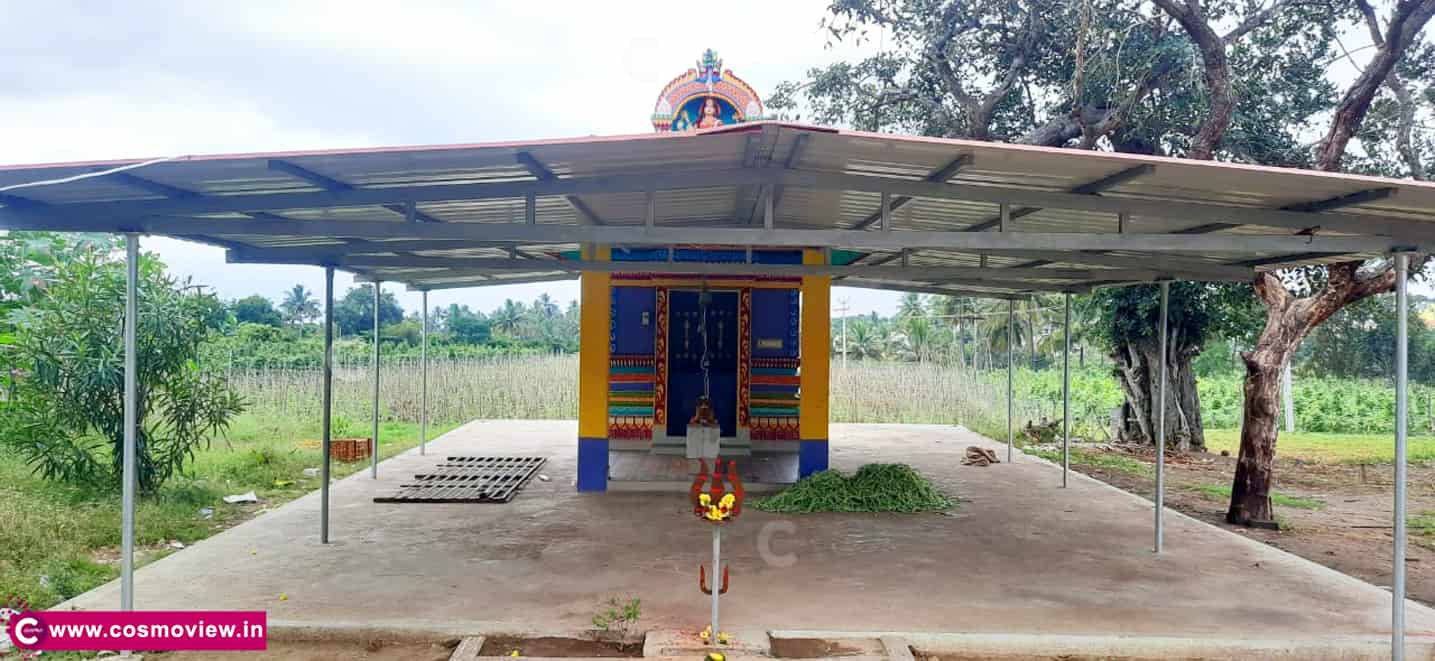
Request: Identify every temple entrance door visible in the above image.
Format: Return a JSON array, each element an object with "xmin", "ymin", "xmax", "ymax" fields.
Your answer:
[{"xmin": 666, "ymin": 289, "xmax": 739, "ymax": 437}]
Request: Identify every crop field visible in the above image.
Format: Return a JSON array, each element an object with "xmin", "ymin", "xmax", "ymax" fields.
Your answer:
[{"xmin": 230, "ymin": 355, "xmax": 1433, "ymax": 441}]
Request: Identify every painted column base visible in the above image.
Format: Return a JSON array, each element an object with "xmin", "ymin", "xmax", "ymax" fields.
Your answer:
[
  {"xmin": 798, "ymin": 439, "xmax": 828, "ymax": 478},
  {"xmin": 577, "ymin": 437, "xmax": 609, "ymax": 492}
]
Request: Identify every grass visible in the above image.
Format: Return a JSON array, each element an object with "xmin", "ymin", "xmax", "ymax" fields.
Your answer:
[
  {"xmin": 0, "ymin": 412, "xmax": 457, "ymax": 610},
  {"xmin": 1204, "ymin": 429, "xmax": 1435, "ymax": 464},
  {"xmin": 1023, "ymin": 446, "xmax": 1152, "ymax": 476},
  {"xmin": 1193, "ymin": 483, "xmax": 1325, "ymax": 510}
]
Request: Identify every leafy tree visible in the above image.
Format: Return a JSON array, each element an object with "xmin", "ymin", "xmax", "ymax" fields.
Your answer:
[
  {"xmin": 334, "ymin": 285, "xmax": 404, "ymax": 337},
  {"xmin": 897, "ymin": 292, "xmax": 926, "ymax": 318},
  {"xmin": 231, "ymin": 294, "xmax": 283, "ymax": 327},
  {"xmin": 1, "ymin": 249, "xmax": 245, "ymax": 492},
  {"xmin": 1091, "ymin": 283, "xmax": 1259, "ymax": 450},
  {"xmin": 279, "ymin": 284, "xmax": 319, "ymax": 325},
  {"xmin": 778, "ymin": 0, "xmax": 1435, "ymax": 526},
  {"xmin": 491, "ymin": 299, "xmax": 524, "ymax": 337},
  {"xmin": 446, "ymin": 305, "xmax": 492, "ymax": 345}
]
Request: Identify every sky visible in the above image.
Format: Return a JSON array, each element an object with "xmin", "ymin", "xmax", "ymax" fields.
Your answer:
[{"xmin": 0, "ymin": 0, "xmax": 906, "ymax": 317}]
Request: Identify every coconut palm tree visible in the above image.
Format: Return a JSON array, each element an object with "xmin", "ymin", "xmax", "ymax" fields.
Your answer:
[
  {"xmin": 279, "ymin": 284, "xmax": 319, "ymax": 325},
  {"xmin": 491, "ymin": 299, "xmax": 524, "ymax": 337},
  {"xmin": 897, "ymin": 292, "xmax": 926, "ymax": 318}
]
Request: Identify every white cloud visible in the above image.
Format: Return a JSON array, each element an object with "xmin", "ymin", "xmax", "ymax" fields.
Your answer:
[{"xmin": 0, "ymin": 0, "xmax": 899, "ymax": 315}]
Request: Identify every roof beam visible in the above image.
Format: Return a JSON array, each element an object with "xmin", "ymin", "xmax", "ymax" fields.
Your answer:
[
  {"xmin": 734, "ymin": 126, "xmax": 778, "ymax": 225},
  {"xmin": 1004, "ymin": 185, "xmax": 1400, "ymax": 271},
  {"xmin": 252, "ymin": 254, "xmax": 1221, "ymax": 281},
  {"xmin": 515, "ymin": 151, "xmax": 605, "ymax": 225},
  {"xmin": 364, "ymin": 264, "xmax": 1088, "ymax": 292},
  {"xmin": 963, "ymin": 164, "xmax": 1155, "ymax": 233},
  {"xmin": 268, "ymin": 159, "xmax": 442, "ymax": 223},
  {"xmin": 8, "ymin": 168, "xmax": 1430, "ymax": 243},
  {"xmin": 850, "ymin": 153, "xmax": 972, "ymax": 230},
  {"xmin": 392, "ymin": 272, "xmax": 579, "ymax": 291},
  {"xmin": 18, "ymin": 214, "xmax": 1403, "ymax": 253},
  {"xmin": 106, "ymin": 172, "xmax": 199, "ymax": 199},
  {"xmin": 765, "ymin": 131, "xmax": 811, "ymax": 218}
]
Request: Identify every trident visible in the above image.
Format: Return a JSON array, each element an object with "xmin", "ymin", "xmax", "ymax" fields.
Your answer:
[{"xmin": 691, "ymin": 458, "xmax": 743, "ymax": 643}]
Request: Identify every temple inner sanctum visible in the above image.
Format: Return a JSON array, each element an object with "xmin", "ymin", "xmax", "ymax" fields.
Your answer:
[{"xmin": 572, "ymin": 51, "xmax": 835, "ymax": 491}]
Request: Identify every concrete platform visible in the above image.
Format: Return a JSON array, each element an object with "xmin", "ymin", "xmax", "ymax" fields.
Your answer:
[{"xmin": 61, "ymin": 421, "xmax": 1435, "ymax": 653}]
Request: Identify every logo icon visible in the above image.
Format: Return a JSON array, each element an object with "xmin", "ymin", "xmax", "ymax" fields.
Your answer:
[{"xmin": 0, "ymin": 596, "xmax": 41, "ymax": 659}]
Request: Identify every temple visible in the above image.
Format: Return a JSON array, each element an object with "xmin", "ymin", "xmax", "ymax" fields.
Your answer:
[{"xmin": 573, "ymin": 51, "xmax": 830, "ymax": 491}]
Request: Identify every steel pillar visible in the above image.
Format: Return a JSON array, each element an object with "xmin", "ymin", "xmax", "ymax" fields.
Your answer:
[
  {"xmin": 1155, "ymin": 282, "xmax": 1169, "ymax": 554},
  {"xmin": 420, "ymin": 289, "xmax": 429, "ymax": 456},
  {"xmin": 1395, "ymin": 252, "xmax": 1410, "ymax": 660},
  {"xmin": 1007, "ymin": 300, "xmax": 1014, "ymax": 463},
  {"xmin": 1062, "ymin": 293, "xmax": 1071, "ymax": 488},
  {"xmin": 121, "ymin": 233, "xmax": 138, "ymax": 610},
  {"xmin": 321, "ymin": 266, "xmax": 334, "ymax": 543},
  {"xmin": 371, "ymin": 281, "xmax": 381, "ymax": 478}
]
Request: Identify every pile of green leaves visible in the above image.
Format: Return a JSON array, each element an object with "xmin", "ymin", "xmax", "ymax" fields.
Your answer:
[{"xmin": 755, "ymin": 464, "xmax": 952, "ymax": 513}]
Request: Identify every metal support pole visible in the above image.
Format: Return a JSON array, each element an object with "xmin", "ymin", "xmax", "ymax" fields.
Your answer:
[
  {"xmin": 420, "ymin": 289, "xmax": 429, "ymax": 456},
  {"xmin": 711, "ymin": 525, "xmax": 721, "ymax": 641},
  {"xmin": 371, "ymin": 281, "xmax": 381, "ymax": 479},
  {"xmin": 1062, "ymin": 292, "xmax": 1071, "ymax": 488},
  {"xmin": 1282, "ymin": 361, "xmax": 1295, "ymax": 433},
  {"xmin": 1155, "ymin": 281, "xmax": 1169, "ymax": 554},
  {"xmin": 1395, "ymin": 252, "xmax": 1410, "ymax": 660},
  {"xmin": 321, "ymin": 267, "xmax": 334, "ymax": 543},
  {"xmin": 1007, "ymin": 299, "xmax": 1014, "ymax": 463},
  {"xmin": 121, "ymin": 233, "xmax": 138, "ymax": 610}
]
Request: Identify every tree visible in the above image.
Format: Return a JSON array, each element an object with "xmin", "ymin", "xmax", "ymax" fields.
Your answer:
[
  {"xmin": 232, "ymin": 294, "xmax": 283, "ymax": 327},
  {"xmin": 1, "ymin": 248, "xmax": 245, "ymax": 492},
  {"xmin": 446, "ymin": 305, "xmax": 492, "ymax": 345},
  {"xmin": 897, "ymin": 292, "xmax": 926, "ymax": 318},
  {"xmin": 1151, "ymin": 0, "xmax": 1435, "ymax": 526},
  {"xmin": 279, "ymin": 284, "xmax": 319, "ymax": 325},
  {"xmin": 1092, "ymin": 283, "xmax": 1259, "ymax": 450},
  {"xmin": 491, "ymin": 299, "xmax": 524, "ymax": 337},
  {"xmin": 776, "ymin": 0, "xmax": 1435, "ymax": 526},
  {"xmin": 334, "ymin": 285, "xmax": 404, "ymax": 337}
]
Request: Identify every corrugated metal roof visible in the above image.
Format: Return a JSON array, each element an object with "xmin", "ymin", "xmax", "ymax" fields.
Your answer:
[{"xmin": 2, "ymin": 121, "xmax": 1432, "ymax": 298}]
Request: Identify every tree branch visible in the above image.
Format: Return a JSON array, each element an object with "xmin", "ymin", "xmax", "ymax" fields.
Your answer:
[
  {"xmin": 1314, "ymin": 0, "xmax": 1435, "ymax": 171},
  {"xmin": 1155, "ymin": 0, "xmax": 1235, "ymax": 160},
  {"xmin": 1222, "ymin": 0, "xmax": 1295, "ymax": 45},
  {"xmin": 1355, "ymin": 0, "xmax": 1429, "ymax": 180}
]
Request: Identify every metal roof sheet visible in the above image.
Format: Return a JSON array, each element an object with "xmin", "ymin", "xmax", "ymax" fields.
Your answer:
[{"xmin": 2, "ymin": 121, "xmax": 1432, "ymax": 297}]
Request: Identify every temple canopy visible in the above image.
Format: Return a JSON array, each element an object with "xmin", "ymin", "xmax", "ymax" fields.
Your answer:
[{"xmin": 2, "ymin": 121, "xmax": 1434, "ymax": 298}]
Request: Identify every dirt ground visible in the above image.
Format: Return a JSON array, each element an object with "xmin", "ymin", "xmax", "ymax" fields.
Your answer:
[
  {"xmin": 156, "ymin": 639, "xmax": 455, "ymax": 660},
  {"xmin": 1059, "ymin": 444, "xmax": 1435, "ymax": 604}
]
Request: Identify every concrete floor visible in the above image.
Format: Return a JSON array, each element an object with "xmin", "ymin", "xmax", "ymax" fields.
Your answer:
[{"xmin": 62, "ymin": 421, "xmax": 1435, "ymax": 646}]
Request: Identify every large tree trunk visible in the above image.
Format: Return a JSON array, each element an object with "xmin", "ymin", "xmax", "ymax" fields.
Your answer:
[
  {"xmin": 1111, "ymin": 338, "xmax": 1205, "ymax": 451},
  {"xmin": 1227, "ymin": 266, "xmax": 1399, "ymax": 526}
]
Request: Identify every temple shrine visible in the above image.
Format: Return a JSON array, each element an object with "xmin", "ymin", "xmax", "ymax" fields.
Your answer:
[{"xmin": 572, "ymin": 51, "xmax": 831, "ymax": 491}]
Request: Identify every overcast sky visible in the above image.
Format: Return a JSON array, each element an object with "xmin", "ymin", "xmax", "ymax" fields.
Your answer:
[{"xmin": 0, "ymin": 0, "xmax": 909, "ymax": 316}]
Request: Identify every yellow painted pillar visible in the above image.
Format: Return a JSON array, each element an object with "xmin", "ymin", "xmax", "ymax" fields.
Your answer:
[
  {"xmin": 577, "ymin": 244, "xmax": 611, "ymax": 491},
  {"xmin": 799, "ymin": 248, "xmax": 831, "ymax": 476}
]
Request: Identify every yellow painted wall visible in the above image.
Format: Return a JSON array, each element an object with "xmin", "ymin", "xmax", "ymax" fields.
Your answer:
[
  {"xmin": 578, "ymin": 244, "xmax": 612, "ymax": 439},
  {"xmin": 799, "ymin": 249, "xmax": 831, "ymax": 441}
]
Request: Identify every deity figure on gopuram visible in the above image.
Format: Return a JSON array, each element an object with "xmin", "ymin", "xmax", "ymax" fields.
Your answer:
[{"xmin": 651, "ymin": 49, "xmax": 768, "ymax": 132}]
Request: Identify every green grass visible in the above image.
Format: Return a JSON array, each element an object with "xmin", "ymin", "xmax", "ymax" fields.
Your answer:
[
  {"xmin": 1023, "ymin": 447, "xmax": 1152, "ymax": 477},
  {"xmin": 1193, "ymin": 483, "xmax": 1325, "ymax": 510},
  {"xmin": 1204, "ymin": 429, "xmax": 1435, "ymax": 464},
  {"xmin": 0, "ymin": 413, "xmax": 458, "ymax": 610}
]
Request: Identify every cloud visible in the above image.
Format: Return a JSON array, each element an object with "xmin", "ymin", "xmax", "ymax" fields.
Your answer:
[{"xmin": 0, "ymin": 0, "xmax": 899, "ymax": 314}]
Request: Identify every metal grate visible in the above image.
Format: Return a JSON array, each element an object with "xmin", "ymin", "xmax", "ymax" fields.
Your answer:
[{"xmin": 374, "ymin": 456, "xmax": 546, "ymax": 504}]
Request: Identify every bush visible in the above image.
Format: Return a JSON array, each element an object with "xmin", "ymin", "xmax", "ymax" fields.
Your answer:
[{"xmin": 0, "ymin": 250, "xmax": 245, "ymax": 492}]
